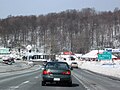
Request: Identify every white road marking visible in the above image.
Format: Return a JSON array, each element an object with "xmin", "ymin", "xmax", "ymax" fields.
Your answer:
[
  {"xmin": 72, "ymin": 73, "xmax": 90, "ymax": 90},
  {"xmin": 9, "ymin": 81, "xmax": 30, "ymax": 90},
  {"xmin": 10, "ymin": 86, "xmax": 19, "ymax": 89},
  {"xmin": 22, "ymin": 81, "xmax": 30, "ymax": 84},
  {"xmin": 35, "ymin": 76, "xmax": 39, "ymax": 79}
]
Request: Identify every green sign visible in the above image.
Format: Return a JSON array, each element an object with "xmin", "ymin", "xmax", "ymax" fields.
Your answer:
[
  {"xmin": 0, "ymin": 48, "xmax": 10, "ymax": 54},
  {"xmin": 98, "ymin": 51, "xmax": 112, "ymax": 60}
]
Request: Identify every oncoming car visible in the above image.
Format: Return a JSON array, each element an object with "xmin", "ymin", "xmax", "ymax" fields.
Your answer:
[{"xmin": 41, "ymin": 61, "xmax": 72, "ymax": 86}]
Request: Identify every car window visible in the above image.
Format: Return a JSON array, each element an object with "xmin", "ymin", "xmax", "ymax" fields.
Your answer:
[
  {"xmin": 46, "ymin": 62, "xmax": 69, "ymax": 69},
  {"xmin": 72, "ymin": 62, "xmax": 77, "ymax": 64}
]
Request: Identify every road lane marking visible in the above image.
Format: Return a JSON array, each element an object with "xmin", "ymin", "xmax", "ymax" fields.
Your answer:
[
  {"xmin": 35, "ymin": 68, "xmax": 40, "ymax": 71},
  {"xmin": 9, "ymin": 81, "xmax": 30, "ymax": 90},
  {"xmin": 73, "ymin": 71, "xmax": 107, "ymax": 90},
  {"xmin": 10, "ymin": 86, "xmax": 19, "ymax": 89},
  {"xmin": 35, "ymin": 76, "xmax": 39, "ymax": 79},
  {"xmin": 22, "ymin": 81, "xmax": 30, "ymax": 84},
  {"xmin": 72, "ymin": 73, "xmax": 90, "ymax": 90}
]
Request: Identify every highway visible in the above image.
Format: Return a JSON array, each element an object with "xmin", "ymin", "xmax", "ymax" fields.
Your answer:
[{"xmin": 0, "ymin": 66, "xmax": 120, "ymax": 90}]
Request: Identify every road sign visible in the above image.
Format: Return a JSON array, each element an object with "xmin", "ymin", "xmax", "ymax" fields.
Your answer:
[
  {"xmin": 0, "ymin": 48, "xmax": 10, "ymax": 54},
  {"xmin": 26, "ymin": 45, "xmax": 32, "ymax": 50},
  {"xmin": 98, "ymin": 51, "xmax": 112, "ymax": 60}
]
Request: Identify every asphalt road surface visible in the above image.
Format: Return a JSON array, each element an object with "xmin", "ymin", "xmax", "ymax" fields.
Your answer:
[{"xmin": 0, "ymin": 66, "xmax": 120, "ymax": 90}]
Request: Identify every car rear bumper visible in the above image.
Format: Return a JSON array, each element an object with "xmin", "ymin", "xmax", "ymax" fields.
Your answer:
[
  {"xmin": 42, "ymin": 75, "xmax": 72, "ymax": 82},
  {"xmin": 71, "ymin": 66, "xmax": 78, "ymax": 68}
]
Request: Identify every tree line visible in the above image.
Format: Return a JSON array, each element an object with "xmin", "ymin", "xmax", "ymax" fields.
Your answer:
[{"xmin": 0, "ymin": 8, "xmax": 120, "ymax": 54}]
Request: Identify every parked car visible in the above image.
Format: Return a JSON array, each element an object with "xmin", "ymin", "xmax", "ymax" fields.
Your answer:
[
  {"xmin": 2, "ymin": 56, "xmax": 15, "ymax": 65},
  {"xmin": 41, "ymin": 61, "xmax": 72, "ymax": 86},
  {"xmin": 70, "ymin": 62, "xmax": 78, "ymax": 68}
]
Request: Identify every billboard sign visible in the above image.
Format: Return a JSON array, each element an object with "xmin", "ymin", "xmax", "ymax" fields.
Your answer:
[
  {"xmin": 104, "ymin": 48, "xmax": 112, "ymax": 52},
  {"xmin": 112, "ymin": 49, "xmax": 120, "ymax": 52}
]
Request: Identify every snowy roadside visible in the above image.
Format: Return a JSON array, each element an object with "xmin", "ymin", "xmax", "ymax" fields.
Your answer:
[
  {"xmin": 0, "ymin": 60, "xmax": 33, "ymax": 73},
  {"xmin": 77, "ymin": 60, "xmax": 120, "ymax": 78}
]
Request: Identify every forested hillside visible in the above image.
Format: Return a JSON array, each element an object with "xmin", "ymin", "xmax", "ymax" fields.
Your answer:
[{"xmin": 0, "ymin": 8, "xmax": 120, "ymax": 54}]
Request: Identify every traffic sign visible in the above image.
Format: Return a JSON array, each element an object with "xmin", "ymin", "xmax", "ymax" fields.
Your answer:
[
  {"xmin": 0, "ymin": 48, "xmax": 10, "ymax": 54},
  {"xmin": 26, "ymin": 45, "xmax": 32, "ymax": 50},
  {"xmin": 98, "ymin": 51, "xmax": 112, "ymax": 60}
]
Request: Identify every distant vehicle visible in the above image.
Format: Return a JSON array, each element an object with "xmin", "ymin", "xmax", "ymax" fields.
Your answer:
[
  {"xmin": 2, "ymin": 56, "xmax": 15, "ymax": 65},
  {"xmin": 0, "ymin": 48, "xmax": 15, "ymax": 65},
  {"xmin": 41, "ymin": 61, "xmax": 72, "ymax": 86},
  {"xmin": 70, "ymin": 56, "xmax": 75, "ymax": 60},
  {"xmin": 71, "ymin": 62, "xmax": 78, "ymax": 68}
]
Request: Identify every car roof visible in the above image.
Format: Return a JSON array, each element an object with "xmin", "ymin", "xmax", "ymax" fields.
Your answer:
[
  {"xmin": 47, "ymin": 61, "xmax": 67, "ymax": 64},
  {"xmin": 71, "ymin": 62, "xmax": 77, "ymax": 64}
]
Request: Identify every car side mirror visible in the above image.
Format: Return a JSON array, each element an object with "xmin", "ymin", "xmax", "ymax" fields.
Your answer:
[
  {"xmin": 70, "ymin": 67, "xmax": 73, "ymax": 70},
  {"xmin": 41, "ymin": 66, "xmax": 45, "ymax": 70}
]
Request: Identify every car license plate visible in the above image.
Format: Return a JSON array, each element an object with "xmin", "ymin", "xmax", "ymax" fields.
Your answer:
[{"xmin": 54, "ymin": 78, "xmax": 60, "ymax": 81}]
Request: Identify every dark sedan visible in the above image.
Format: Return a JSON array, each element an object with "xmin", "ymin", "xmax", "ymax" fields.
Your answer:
[
  {"xmin": 41, "ymin": 61, "xmax": 72, "ymax": 86},
  {"xmin": 2, "ymin": 57, "xmax": 15, "ymax": 65}
]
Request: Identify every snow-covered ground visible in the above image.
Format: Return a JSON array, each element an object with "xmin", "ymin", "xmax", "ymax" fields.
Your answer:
[
  {"xmin": 57, "ymin": 50, "xmax": 120, "ymax": 79},
  {"xmin": 76, "ymin": 60, "xmax": 120, "ymax": 78},
  {"xmin": 58, "ymin": 57, "xmax": 120, "ymax": 78}
]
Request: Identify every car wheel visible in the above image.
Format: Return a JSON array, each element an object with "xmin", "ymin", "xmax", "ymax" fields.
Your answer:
[
  {"xmin": 8, "ymin": 62, "xmax": 12, "ymax": 65},
  {"xmin": 68, "ymin": 81, "xmax": 72, "ymax": 87},
  {"xmin": 42, "ymin": 81, "xmax": 46, "ymax": 86}
]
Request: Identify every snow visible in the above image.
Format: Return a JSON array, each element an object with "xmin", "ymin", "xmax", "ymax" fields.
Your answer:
[
  {"xmin": 81, "ymin": 50, "xmax": 117, "ymax": 58},
  {"xmin": 77, "ymin": 60, "xmax": 120, "ymax": 78},
  {"xmin": 76, "ymin": 50, "xmax": 120, "ymax": 78},
  {"xmin": 58, "ymin": 55, "xmax": 120, "ymax": 78},
  {"xmin": 75, "ymin": 50, "xmax": 120, "ymax": 78},
  {"xmin": 58, "ymin": 51, "xmax": 120, "ymax": 79}
]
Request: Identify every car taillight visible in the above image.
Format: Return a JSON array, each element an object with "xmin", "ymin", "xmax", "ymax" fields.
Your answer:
[
  {"xmin": 62, "ymin": 70, "xmax": 71, "ymax": 75},
  {"xmin": 43, "ymin": 70, "xmax": 52, "ymax": 75}
]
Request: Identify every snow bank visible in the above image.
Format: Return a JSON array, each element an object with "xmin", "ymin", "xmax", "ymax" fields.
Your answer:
[
  {"xmin": 27, "ymin": 61, "xmax": 34, "ymax": 66},
  {"xmin": 78, "ymin": 60, "xmax": 120, "ymax": 78}
]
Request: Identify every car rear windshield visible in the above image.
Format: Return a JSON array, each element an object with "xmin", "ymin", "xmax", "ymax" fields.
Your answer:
[
  {"xmin": 45, "ymin": 62, "xmax": 69, "ymax": 69},
  {"xmin": 71, "ymin": 62, "xmax": 77, "ymax": 64}
]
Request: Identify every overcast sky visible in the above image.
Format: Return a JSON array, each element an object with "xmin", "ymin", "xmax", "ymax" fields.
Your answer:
[{"xmin": 0, "ymin": 0, "xmax": 120, "ymax": 19}]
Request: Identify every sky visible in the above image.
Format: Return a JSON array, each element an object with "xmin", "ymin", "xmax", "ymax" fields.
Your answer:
[{"xmin": 0, "ymin": 0, "xmax": 120, "ymax": 19}]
